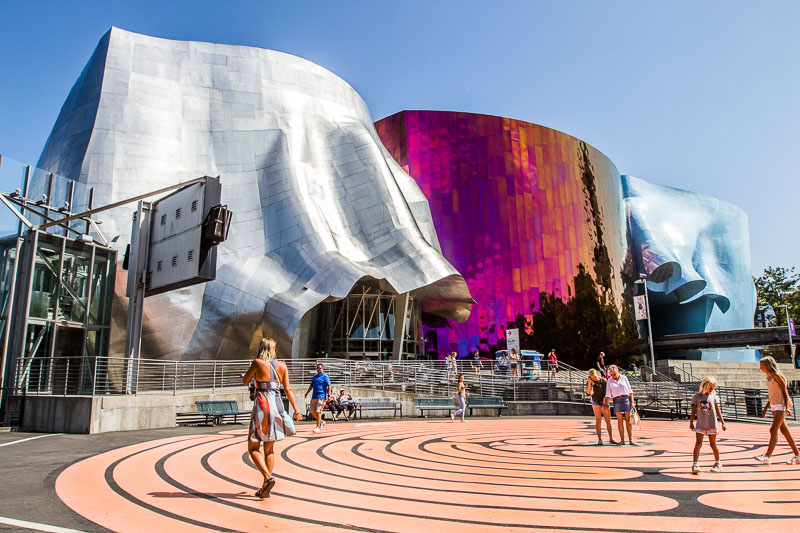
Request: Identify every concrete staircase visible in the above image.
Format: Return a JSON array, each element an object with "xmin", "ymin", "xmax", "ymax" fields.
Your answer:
[{"xmin": 659, "ymin": 359, "xmax": 800, "ymax": 389}]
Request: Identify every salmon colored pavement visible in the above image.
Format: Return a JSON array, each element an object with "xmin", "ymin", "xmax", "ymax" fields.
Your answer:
[{"xmin": 55, "ymin": 418, "xmax": 800, "ymax": 532}]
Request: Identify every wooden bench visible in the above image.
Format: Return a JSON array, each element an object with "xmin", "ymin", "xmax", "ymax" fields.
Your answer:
[
  {"xmin": 414, "ymin": 397, "xmax": 455, "ymax": 417},
  {"xmin": 177, "ymin": 400, "xmax": 249, "ymax": 426},
  {"xmin": 305, "ymin": 397, "xmax": 402, "ymax": 420},
  {"xmin": 354, "ymin": 397, "xmax": 402, "ymax": 419},
  {"xmin": 415, "ymin": 396, "xmax": 508, "ymax": 417},
  {"xmin": 467, "ymin": 396, "xmax": 508, "ymax": 417}
]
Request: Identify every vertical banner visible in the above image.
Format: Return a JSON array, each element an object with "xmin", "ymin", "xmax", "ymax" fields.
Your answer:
[
  {"xmin": 506, "ymin": 328, "xmax": 520, "ymax": 351},
  {"xmin": 634, "ymin": 295, "xmax": 648, "ymax": 320},
  {"xmin": 790, "ymin": 318, "xmax": 796, "ymax": 337}
]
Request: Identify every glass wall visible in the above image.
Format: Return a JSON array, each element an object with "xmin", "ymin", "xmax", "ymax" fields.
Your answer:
[
  {"xmin": 0, "ymin": 155, "xmax": 96, "ymax": 241},
  {"xmin": 15, "ymin": 232, "xmax": 116, "ymax": 394},
  {"xmin": 318, "ymin": 282, "xmax": 422, "ymax": 359}
]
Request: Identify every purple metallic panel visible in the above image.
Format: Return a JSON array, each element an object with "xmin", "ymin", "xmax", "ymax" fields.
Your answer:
[{"xmin": 376, "ymin": 111, "xmax": 627, "ymax": 358}]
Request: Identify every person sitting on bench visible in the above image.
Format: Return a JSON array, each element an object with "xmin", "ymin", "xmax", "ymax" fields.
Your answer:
[
  {"xmin": 324, "ymin": 394, "xmax": 344, "ymax": 421},
  {"xmin": 337, "ymin": 389, "xmax": 357, "ymax": 420}
]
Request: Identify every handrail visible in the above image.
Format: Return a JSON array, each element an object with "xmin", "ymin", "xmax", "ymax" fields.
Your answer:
[{"xmin": 9, "ymin": 355, "xmax": 794, "ymax": 422}]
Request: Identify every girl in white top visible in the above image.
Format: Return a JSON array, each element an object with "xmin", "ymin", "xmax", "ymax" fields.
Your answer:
[
  {"xmin": 754, "ymin": 356, "xmax": 800, "ymax": 465},
  {"xmin": 451, "ymin": 374, "xmax": 468, "ymax": 423},
  {"xmin": 604, "ymin": 365, "xmax": 637, "ymax": 445}
]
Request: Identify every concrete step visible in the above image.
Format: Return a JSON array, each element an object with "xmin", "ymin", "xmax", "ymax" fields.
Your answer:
[{"xmin": 660, "ymin": 359, "xmax": 800, "ymax": 388}]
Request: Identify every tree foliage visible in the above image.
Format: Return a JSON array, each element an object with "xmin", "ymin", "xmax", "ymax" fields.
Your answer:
[
  {"xmin": 754, "ymin": 266, "xmax": 800, "ymax": 327},
  {"xmin": 524, "ymin": 264, "xmax": 638, "ymax": 368}
]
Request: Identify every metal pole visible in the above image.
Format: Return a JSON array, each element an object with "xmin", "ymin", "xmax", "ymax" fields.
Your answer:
[
  {"xmin": 92, "ymin": 357, "xmax": 97, "ymax": 397},
  {"xmin": 782, "ymin": 305, "xmax": 794, "ymax": 367},
  {"xmin": 642, "ymin": 277, "xmax": 656, "ymax": 372}
]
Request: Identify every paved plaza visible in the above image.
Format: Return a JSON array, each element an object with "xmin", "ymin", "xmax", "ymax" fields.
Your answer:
[{"xmin": 2, "ymin": 417, "xmax": 800, "ymax": 532}]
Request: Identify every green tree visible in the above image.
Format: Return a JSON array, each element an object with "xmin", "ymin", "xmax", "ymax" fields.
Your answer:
[
  {"xmin": 754, "ymin": 266, "xmax": 800, "ymax": 327},
  {"xmin": 529, "ymin": 264, "xmax": 638, "ymax": 368}
]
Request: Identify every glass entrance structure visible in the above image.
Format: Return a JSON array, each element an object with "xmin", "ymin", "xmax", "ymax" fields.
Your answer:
[
  {"xmin": 0, "ymin": 156, "xmax": 116, "ymax": 415},
  {"xmin": 316, "ymin": 281, "xmax": 423, "ymax": 359},
  {"xmin": 5, "ymin": 231, "xmax": 115, "ymax": 395}
]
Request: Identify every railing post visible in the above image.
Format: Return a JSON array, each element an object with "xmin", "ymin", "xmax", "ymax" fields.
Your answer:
[
  {"xmin": 64, "ymin": 359, "xmax": 70, "ymax": 396},
  {"xmin": 221, "ymin": 366, "xmax": 225, "ymax": 389},
  {"xmin": 92, "ymin": 358, "xmax": 98, "ymax": 397},
  {"xmin": 174, "ymin": 361, "xmax": 178, "ymax": 395},
  {"xmin": 381, "ymin": 365, "xmax": 385, "ymax": 391},
  {"xmin": 213, "ymin": 361, "xmax": 217, "ymax": 393},
  {"xmin": 192, "ymin": 364, "xmax": 195, "ymax": 390},
  {"xmin": 135, "ymin": 357, "xmax": 140, "ymax": 395},
  {"xmin": 162, "ymin": 365, "xmax": 166, "ymax": 391}
]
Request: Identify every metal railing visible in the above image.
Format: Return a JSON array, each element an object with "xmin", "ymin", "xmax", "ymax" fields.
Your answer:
[
  {"xmin": 10, "ymin": 355, "xmax": 796, "ymax": 423},
  {"xmin": 13, "ymin": 356, "xmax": 251, "ymax": 396}
]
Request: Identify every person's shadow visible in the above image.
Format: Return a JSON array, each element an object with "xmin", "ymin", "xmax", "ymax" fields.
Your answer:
[{"xmin": 149, "ymin": 491, "xmax": 257, "ymax": 500}]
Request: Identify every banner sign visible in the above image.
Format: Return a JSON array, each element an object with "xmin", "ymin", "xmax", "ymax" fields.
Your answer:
[
  {"xmin": 506, "ymin": 328, "xmax": 520, "ymax": 351},
  {"xmin": 790, "ymin": 318, "xmax": 796, "ymax": 337},
  {"xmin": 634, "ymin": 295, "xmax": 648, "ymax": 320}
]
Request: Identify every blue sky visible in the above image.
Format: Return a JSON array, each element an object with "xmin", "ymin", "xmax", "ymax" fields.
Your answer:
[{"xmin": 1, "ymin": 1, "xmax": 798, "ymax": 275}]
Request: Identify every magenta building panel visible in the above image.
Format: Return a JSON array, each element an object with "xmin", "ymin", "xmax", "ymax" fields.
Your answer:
[{"xmin": 375, "ymin": 111, "xmax": 628, "ymax": 358}]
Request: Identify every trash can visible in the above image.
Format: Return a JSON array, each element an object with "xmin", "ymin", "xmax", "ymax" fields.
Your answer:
[{"xmin": 744, "ymin": 388, "xmax": 762, "ymax": 417}]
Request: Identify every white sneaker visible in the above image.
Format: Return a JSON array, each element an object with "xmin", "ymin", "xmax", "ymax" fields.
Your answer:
[
  {"xmin": 312, "ymin": 427, "xmax": 320, "ymax": 433},
  {"xmin": 450, "ymin": 414, "xmax": 455, "ymax": 422},
  {"xmin": 691, "ymin": 463, "xmax": 700, "ymax": 474},
  {"xmin": 754, "ymin": 454, "xmax": 771, "ymax": 465},
  {"xmin": 710, "ymin": 462, "xmax": 723, "ymax": 472},
  {"xmin": 786, "ymin": 455, "xmax": 800, "ymax": 465},
  {"xmin": 321, "ymin": 421, "xmax": 326, "ymax": 430}
]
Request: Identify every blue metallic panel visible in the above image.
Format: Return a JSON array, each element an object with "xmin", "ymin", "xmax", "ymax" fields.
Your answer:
[{"xmin": 623, "ymin": 175, "xmax": 757, "ymax": 361}]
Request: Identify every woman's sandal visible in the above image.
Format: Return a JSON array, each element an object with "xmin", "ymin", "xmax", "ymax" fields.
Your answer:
[{"xmin": 255, "ymin": 477, "xmax": 276, "ymax": 498}]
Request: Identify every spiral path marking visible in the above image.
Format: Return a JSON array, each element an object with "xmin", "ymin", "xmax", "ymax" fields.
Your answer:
[{"xmin": 56, "ymin": 419, "xmax": 800, "ymax": 532}]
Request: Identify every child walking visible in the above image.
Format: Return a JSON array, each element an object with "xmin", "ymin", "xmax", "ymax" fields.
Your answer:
[
  {"xmin": 754, "ymin": 356, "xmax": 800, "ymax": 465},
  {"xmin": 689, "ymin": 376, "xmax": 726, "ymax": 474}
]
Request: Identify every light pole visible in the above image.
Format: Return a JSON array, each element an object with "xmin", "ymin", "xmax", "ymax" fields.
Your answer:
[
  {"xmin": 778, "ymin": 304, "xmax": 795, "ymax": 367},
  {"xmin": 634, "ymin": 273, "xmax": 656, "ymax": 373}
]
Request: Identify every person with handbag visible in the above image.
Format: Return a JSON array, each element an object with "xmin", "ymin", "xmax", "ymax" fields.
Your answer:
[
  {"xmin": 586, "ymin": 369, "xmax": 616, "ymax": 445},
  {"xmin": 604, "ymin": 365, "xmax": 637, "ymax": 446},
  {"xmin": 242, "ymin": 337, "xmax": 303, "ymax": 498},
  {"xmin": 451, "ymin": 374, "xmax": 468, "ymax": 422}
]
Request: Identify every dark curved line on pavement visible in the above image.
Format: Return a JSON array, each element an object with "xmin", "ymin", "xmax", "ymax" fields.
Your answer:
[{"xmin": 103, "ymin": 435, "xmax": 236, "ymax": 532}]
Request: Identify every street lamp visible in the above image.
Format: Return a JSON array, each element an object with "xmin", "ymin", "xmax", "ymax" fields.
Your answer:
[
  {"xmin": 777, "ymin": 304, "xmax": 795, "ymax": 367},
  {"xmin": 634, "ymin": 273, "xmax": 656, "ymax": 373}
]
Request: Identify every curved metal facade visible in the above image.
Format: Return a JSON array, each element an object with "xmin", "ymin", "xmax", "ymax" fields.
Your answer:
[
  {"xmin": 622, "ymin": 175, "xmax": 757, "ymax": 361},
  {"xmin": 375, "ymin": 111, "xmax": 628, "ymax": 357},
  {"xmin": 36, "ymin": 28, "xmax": 472, "ymax": 360}
]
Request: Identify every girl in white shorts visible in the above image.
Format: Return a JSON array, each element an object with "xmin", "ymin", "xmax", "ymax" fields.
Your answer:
[{"xmin": 754, "ymin": 356, "xmax": 800, "ymax": 465}]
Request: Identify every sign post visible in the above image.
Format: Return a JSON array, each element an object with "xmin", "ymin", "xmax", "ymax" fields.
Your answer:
[
  {"xmin": 634, "ymin": 275, "xmax": 656, "ymax": 375},
  {"xmin": 506, "ymin": 328, "xmax": 520, "ymax": 353}
]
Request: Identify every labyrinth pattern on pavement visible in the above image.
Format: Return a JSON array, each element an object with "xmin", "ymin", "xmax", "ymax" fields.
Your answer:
[{"xmin": 56, "ymin": 419, "xmax": 800, "ymax": 532}]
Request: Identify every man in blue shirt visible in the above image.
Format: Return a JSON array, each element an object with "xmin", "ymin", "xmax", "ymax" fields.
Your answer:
[{"xmin": 305, "ymin": 362, "xmax": 332, "ymax": 433}]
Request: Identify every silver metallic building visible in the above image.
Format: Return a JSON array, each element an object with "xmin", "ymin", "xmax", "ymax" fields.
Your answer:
[{"xmin": 36, "ymin": 28, "xmax": 472, "ymax": 360}]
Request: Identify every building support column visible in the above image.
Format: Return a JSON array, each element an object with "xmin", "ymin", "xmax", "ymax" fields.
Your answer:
[{"xmin": 392, "ymin": 292, "xmax": 410, "ymax": 361}]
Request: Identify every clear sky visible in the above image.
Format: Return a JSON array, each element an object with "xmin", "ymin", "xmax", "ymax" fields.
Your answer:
[{"xmin": 1, "ymin": 1, "xmax": 797, "ymax": 275}]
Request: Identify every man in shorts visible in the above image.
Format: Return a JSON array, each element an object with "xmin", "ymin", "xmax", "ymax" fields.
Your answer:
[{"xmin": 305, "ymin": 363, "xmax": 332, "ymax": 433}]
